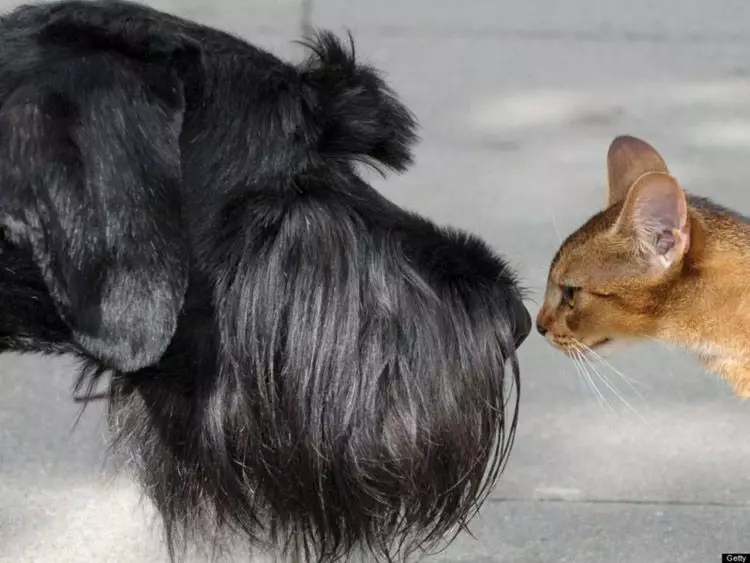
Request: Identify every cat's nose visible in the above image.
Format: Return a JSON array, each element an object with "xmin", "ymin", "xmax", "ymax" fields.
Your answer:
[
  {"xmin": 535, "ymin": 308, "xmax": 549, "ymax": 337},
  {"xmin": 512, "ymin": 300, "xmax": 532, "ymax": 348},
  {"xmin": 536, "ymin": 320, "xmax": 548, "ymax": 337}
]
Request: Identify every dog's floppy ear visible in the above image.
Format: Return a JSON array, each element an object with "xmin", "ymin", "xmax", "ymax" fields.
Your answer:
[{"xmin": 0, "ymin": 52, "xmax": 190, "ymax": 372}]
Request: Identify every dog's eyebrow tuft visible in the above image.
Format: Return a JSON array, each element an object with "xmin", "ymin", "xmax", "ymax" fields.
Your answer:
[{"xmin": 297, "ymin": 30, "xmax": 420, "ymax": 175}]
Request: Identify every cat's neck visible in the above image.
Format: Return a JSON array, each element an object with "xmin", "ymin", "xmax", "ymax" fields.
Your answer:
[{"xmin": 658, "ymin": 203, "xmax": 750, "ymax": 360}]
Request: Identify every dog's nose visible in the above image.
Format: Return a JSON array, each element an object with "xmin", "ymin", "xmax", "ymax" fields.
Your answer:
[{"xmin": 512, "ymin": 300, "xmax": 532, "ymax": 348}]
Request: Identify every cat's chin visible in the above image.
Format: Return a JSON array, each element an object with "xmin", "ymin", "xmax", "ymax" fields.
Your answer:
[
  {"xmin": 550, "ymin": 336, "xmax": 626, "ymax": 357},
  {"xmin": 558, "ymin": 338, "xmax": 617, "ymax": 356},
  {"xmin": 589, "ymin": 338, "xmax": 614, "ymax": 355},
  {"xmin": 587, "ymin": 338, "xmax": 636, "ymax": 357}
]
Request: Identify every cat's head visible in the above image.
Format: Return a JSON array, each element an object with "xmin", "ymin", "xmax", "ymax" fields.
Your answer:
[{"xmin": 536, "ymin": 135, "xmax": 691, "ymax": 354}]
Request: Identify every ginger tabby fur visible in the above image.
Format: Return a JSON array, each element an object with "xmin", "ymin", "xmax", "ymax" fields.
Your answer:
[{"xmin": 537, "ymin": 135, "xmax": 750, "ymax": 398}]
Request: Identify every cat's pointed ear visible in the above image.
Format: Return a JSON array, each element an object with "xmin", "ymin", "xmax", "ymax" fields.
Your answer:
[
  {"xmin": 607, "ymin": 135, "xmax": 669, "ymax": 207},
  {"xmin": 615, "ymin": 173, "xmax": 690, "ymax": 273}
]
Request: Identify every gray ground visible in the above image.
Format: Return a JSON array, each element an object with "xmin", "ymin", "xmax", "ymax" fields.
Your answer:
[{"xmin": 1, "ymin": 0, "xmax": 750, "ymax": 562}]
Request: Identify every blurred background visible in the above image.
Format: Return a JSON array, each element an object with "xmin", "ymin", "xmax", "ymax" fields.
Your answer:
[{"xmin": 2, "ymin": 1, "xmax": 750, "ymax": 562}]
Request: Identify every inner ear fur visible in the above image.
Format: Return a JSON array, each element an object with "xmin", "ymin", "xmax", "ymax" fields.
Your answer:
[{"xmin": 614, "ymin": 171, "xmax": 690, "ymax": 271}]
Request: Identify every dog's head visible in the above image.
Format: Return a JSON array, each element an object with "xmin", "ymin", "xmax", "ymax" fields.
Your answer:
[
  {"xmin": 0, "ymin": 3, "xmax": 531, "ymax": 562},
  {"xmin": 105, "ymin": 29, "xmax": 530, "ymax": 561}
]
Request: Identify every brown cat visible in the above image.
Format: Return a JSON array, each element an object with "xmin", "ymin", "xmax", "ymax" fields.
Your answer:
[{"xmin": 536, "ymin": 134, "xmax": 750, "ymax": 398}]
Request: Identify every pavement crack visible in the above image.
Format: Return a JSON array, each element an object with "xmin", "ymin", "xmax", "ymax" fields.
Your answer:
[{"xmin": 489, "ymin": 497, "xmax": 750, "ymax": 508}]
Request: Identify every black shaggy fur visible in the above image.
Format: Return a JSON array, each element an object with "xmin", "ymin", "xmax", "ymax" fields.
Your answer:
[{"xmin": 0, "ymin": 1, "xmax": 532, "ymax": 561}]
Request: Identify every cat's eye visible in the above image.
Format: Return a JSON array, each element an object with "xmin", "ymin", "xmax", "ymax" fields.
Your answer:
[{"xmin": 560, "ymin": 285, "xmax": 579, "ymax": 306}]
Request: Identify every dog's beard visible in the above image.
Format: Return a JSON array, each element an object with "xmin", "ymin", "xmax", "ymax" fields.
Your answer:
[{"xmin": 106, "ymin": 202, "xmax": 524, "ymax": 563}]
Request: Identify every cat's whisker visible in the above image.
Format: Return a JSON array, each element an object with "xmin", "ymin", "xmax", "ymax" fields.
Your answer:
[
  {"xmin": 572, "ymin": 353, "xmax": 597, "ymax": 402},
  {"xmin": 579, "ymin": 356, "xmax": 618, "ymax": 417},
  {"xmin": 569, "ymin": 361, "xmax": 589, "ymax": 395},
  {"xmin": 548, "ymin": 205, "xmax": 563, "ymax": 244},
  {"xmin": 584, "ymin": 345, "xmax": 650, "ymax": 396},
  {"xmin": 564, "ymin": 353, "xmax": 589, "ymax": 396},
  {"xmin": 596, "ymin": 363, "xmax": 649, "ymax": 406},
  {"xmin": 572, "ymin": 345, "xmax": 616, "ymax": 415},
  {"xmin": 568, "ymin": 349, "xmax": 597, "ymax": 403},
  {"xmin": 579, "ymin": 347, "xmax": 648, "ymax": 422}
]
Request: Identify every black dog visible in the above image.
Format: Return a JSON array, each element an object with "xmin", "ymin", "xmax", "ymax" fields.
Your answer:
[{"xmin": 0, "ymin": 1, "xmax": 531, "ymax": 561}]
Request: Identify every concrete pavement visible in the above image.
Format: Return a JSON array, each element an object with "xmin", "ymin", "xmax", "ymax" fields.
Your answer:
[{"xmin": 1, "ymin": 0, "xmax": 750, "ymax": 561}]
